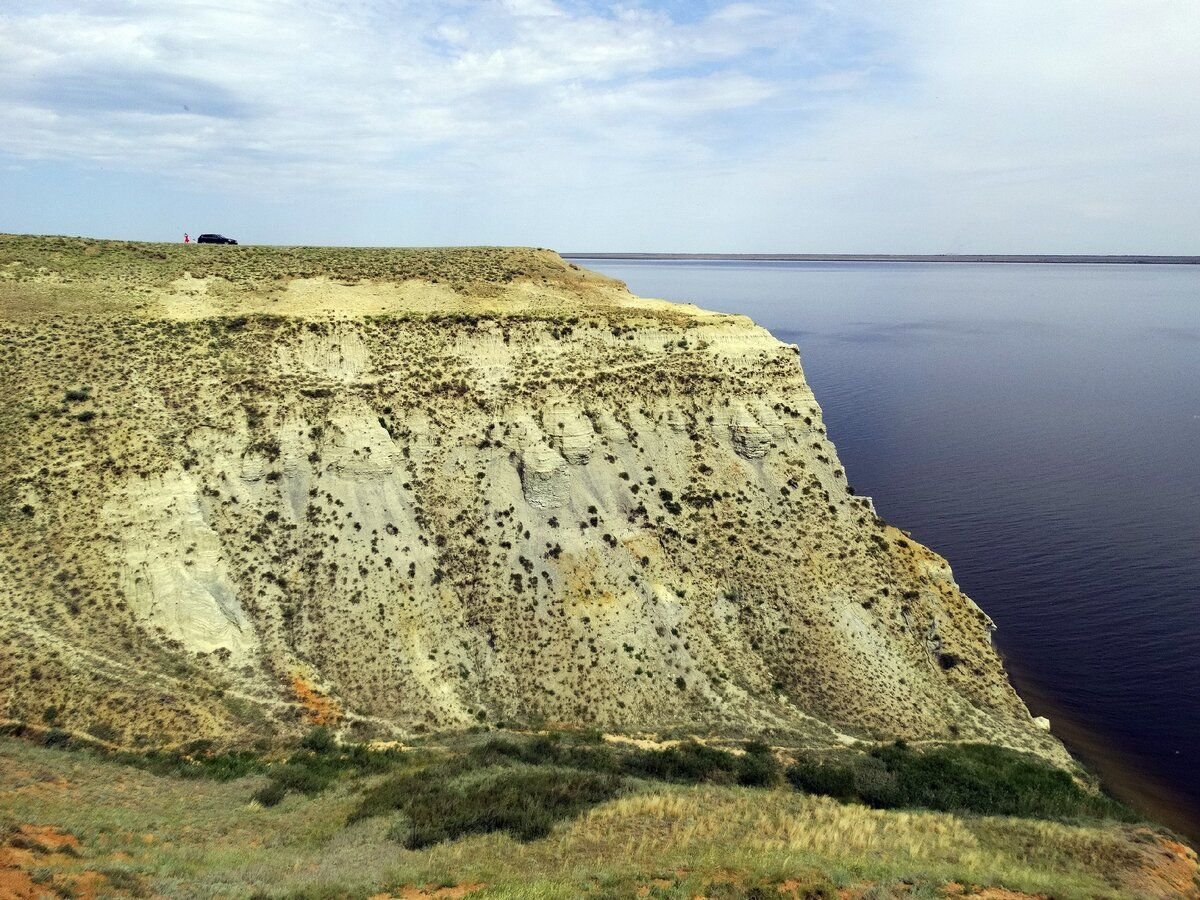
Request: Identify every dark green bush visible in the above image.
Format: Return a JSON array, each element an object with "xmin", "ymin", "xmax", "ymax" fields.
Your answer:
[
  {"xmin": 737, "ymin": 742, "xmax": 783, "ymax": 788},
  {"xmin": 299, "ymin": 726, "xmax": 336, "ymax": 753},
  {"xmin": 472, "ymin": 736, "xmax": 780, "ymax": 788},
  {"xmin": 249, "ymin": 744, "xmax": 406, "ymax": 805},
  {"xmin": 42, "ymin": 728, "xmax": 72, "ymax": 748},
  {"xmin": 624, "ymin": 740, "xmax": 780, "ymax": 787},
  {"xmin": 784, "ymin": 760, "xmax": 857, "ymax": 801},
  {"xmin": 272, "ymin": 762, "xmax": 330, "ymax": 796},
  {"xmin": 252, "ymin": 781, "xmax": 287, "ymax": 807},
  {"xmin": 786, "ymin": 742, "xmax": 1133, "ymax": 823},
  {"xmin": 470, "ymin": 735, "xmax": 620, "ymax": 773},
  {"xmin": 353, "ymin": 763, "xmax": 624, "ymax": 849},
  {"xmin": 112, "ymin": 749, "xmax": 266, "ymax": 781}
]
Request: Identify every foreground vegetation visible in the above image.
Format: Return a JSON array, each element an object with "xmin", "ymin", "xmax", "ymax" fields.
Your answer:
[{"xmin": 3, "ymin": 730, "xmax": 1193, "ymax": 899}]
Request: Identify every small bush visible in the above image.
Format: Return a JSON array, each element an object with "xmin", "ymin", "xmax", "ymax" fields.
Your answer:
[
  {"xmin": 471, "ymin": 735, "xmax": 620, "ymax": 772},
  {"xmin": 737, "ymin": 742, "xmax": 784, "ymax": 788},
  {"xmin": 299, "ymin": 726, "xmax": 336, "ymax": 753},
  {"xmin": 272, "ymin": 762, "xmax": 330, "ymax": 795},
  {"xmin": 42, "ymin": 728, "xmax": 72, "ymax": 748},
  {"xmin": 112, "ymin": 749, "xmax": 267, "ymax": 782},
  {"xmin": 85, "ymin": 722, "xmax": 120, "ymax": 744},
  {"xmin": 251, "ymin": 781, "xmax": 287, "ymax": 807}
]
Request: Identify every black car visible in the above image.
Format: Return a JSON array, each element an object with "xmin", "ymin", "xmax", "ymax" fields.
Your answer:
[{"xmin": 197, "ymin": 233, "xmax": 238, "ymax": 245}]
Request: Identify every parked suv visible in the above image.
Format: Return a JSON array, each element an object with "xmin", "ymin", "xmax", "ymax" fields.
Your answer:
[{"xmin": 197, "ymin": 233, "xmax": 238, "ymax": 245}]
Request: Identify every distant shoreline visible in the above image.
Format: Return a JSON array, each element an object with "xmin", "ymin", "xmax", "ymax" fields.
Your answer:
[{"xmin": 564, "ymin": 252, "xmax": 1200, "ymax": 265}]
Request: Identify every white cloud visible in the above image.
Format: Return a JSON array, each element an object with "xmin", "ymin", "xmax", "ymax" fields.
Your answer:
[
  {"xmin": 0, "ymin": 1, "xmax": 833, "ymax": 191},
  {"xmin": 1, "ymin": 1, "xmax": 1197, "ymax": 250}
]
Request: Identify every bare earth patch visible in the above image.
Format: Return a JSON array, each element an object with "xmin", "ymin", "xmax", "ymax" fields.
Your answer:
[
  {"xmin": 371, "ymin": 882, "xmax": 486, "ymax": 899},
  {"xmin": 0, "ymin": 824, "xmax": 135, "ymax": 900}
]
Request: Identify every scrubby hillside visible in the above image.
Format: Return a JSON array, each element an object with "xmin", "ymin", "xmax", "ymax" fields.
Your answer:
[{"xmin": 1, "ymin": 234, "xmax": 1059, "ymax": 762}]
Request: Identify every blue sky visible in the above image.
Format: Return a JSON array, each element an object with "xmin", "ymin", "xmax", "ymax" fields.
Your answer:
[{"xmin": 1, "ymin": 1, "xmax": 1198, "ymax": 252}]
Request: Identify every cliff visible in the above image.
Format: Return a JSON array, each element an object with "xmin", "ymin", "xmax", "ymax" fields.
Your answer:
[{"xmin": 0, "ymin": 234, "xmax": 1062, "ymax": 762}]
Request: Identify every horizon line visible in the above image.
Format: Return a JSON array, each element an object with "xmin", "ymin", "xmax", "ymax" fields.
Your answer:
[{"xmin": 562, "ymin": 252, "xmax": 1200, "ymax": 265}]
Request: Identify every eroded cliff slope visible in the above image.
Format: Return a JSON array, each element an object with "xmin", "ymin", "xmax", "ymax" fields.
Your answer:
[{"xmin": 0, "ymin": 235, "xmax": 1060, "ymax": 759}]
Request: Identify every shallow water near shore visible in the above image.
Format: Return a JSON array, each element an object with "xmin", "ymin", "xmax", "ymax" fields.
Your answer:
[{"xmin": 576, "ymin": 257, "xmax": 1200, "ymax": 841}]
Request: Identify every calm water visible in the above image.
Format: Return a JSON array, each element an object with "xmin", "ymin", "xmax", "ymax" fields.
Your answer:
[{"xmin": 577, "ymin": 258, "xmax": 1200, "ymax": 839}]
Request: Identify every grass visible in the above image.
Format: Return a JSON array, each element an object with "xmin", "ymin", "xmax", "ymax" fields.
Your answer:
[
  {"xmin": 26, "ymin": 725, "xmax": 1132, "ymax": 832},
  {"xmin": 82, "ymin": 728, "xmax": 1138, "ymax": 863},
  {"xmin": 0, "ymin": 233, "xmax": 606, "ymax": 313},
  {"xmin": 0, "ymin": 735, "xmax": 1182, "ymax": 899}
]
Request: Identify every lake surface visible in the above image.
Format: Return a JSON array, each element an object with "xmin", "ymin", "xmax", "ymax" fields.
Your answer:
[{"xmin": 575, "ymin": 258, "xmax": 1200, "ymax": 840}]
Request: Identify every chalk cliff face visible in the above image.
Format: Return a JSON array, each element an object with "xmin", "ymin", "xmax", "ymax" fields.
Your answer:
[{"xmin": 0, "ymin": 236, "xmax": 1061, "ymax": 759}]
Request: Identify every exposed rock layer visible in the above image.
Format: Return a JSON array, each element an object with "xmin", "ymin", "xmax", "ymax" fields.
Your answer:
[{"xmin": 0, "ymin": 235, "xmax": 1061, "ymax": 760}]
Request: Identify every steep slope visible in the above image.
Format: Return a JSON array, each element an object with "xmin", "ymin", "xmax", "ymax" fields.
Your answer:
[{"xmin": 0, "ymin": 234, "xmax": 1060, "ymax": 760}]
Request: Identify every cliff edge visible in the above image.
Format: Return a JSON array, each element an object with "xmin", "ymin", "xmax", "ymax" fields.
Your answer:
[{"xmin": 0, "ymin": 235, "xmax": 1062, "ymax": 763}]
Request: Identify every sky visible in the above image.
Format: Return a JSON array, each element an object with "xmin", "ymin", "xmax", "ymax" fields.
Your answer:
[{"xmin": 1, "ymin": 0, "xmax": 1198, "ymax": 253}]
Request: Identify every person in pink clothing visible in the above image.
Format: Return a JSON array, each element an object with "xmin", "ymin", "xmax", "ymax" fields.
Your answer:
[{"xmin": 184, "ymin": 233, "xmax": 190, "ymax": 244}]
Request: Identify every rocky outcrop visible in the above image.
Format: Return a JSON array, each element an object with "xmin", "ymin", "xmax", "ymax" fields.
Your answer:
[{"xmin": 519, "ymin": 447, "xmax": 571, "ymax": 509}]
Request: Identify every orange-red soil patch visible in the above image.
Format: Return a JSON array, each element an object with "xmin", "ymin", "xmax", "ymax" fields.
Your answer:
[
  {"xmin": 370, "ymin": 882, "xmax": 486, "ymax": 899},
  {"xmin": 290, "ymin": 674, "xmax": 342, "ymax": 726},
  {"xmin": 0, "ymin": 824, "xmax": 130, "ymax": 900},
  {"xmin": 1121, "ymin": 830, "xmax": 1200, "ymax": 899}
]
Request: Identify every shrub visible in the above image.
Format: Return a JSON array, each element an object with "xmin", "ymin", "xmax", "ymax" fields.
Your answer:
[
  {"xmin": 354, "ymin": 762, "xmax": 624, "ymax": 849},
  {"xmin": 786, "ymin": 743, "xmax": 1134, "ymax": 823},
  {"xmin": 42, "ymin": 728, "xmax": 72, "ymax": 748},
  {"xmin": 272, "ymin": 762, "xmax": 329, "ymax": 796},
  {"xmin": 252, "ymin": 781, "xmax": 287, "ymax": 807},
  {"xmin": 738, "ymin": 742, "xmax": 783, "ymax": 788},
  {"xmin": 86, "ymin": 722, "xmax": 120, "ymax": 744},
  {"xmin": 470, "ymin": 736, "xmax": 620, "ymax": 773},
  {"xmin": 113, "ymin": 749, "xmax": 266, "ymax": 781},
  {"xmin": 299, "ymin": 726, "xmax": 336, "ymax": 753},
  {"xmin": 471, "ymin": 735, "xmax": 780, "ymax": 788},
  {"xmin": 785, "ymin": 760, "xmax": 857, "ymax": 801},
  {"xmin": 624, "ymin": 740, "xmax": 780, "ymax": 787}
]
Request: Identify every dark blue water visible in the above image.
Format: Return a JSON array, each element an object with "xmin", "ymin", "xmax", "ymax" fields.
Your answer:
[{"xmin": 578, "ymin": 258, "xmax": 1200, "ymax": 839}]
